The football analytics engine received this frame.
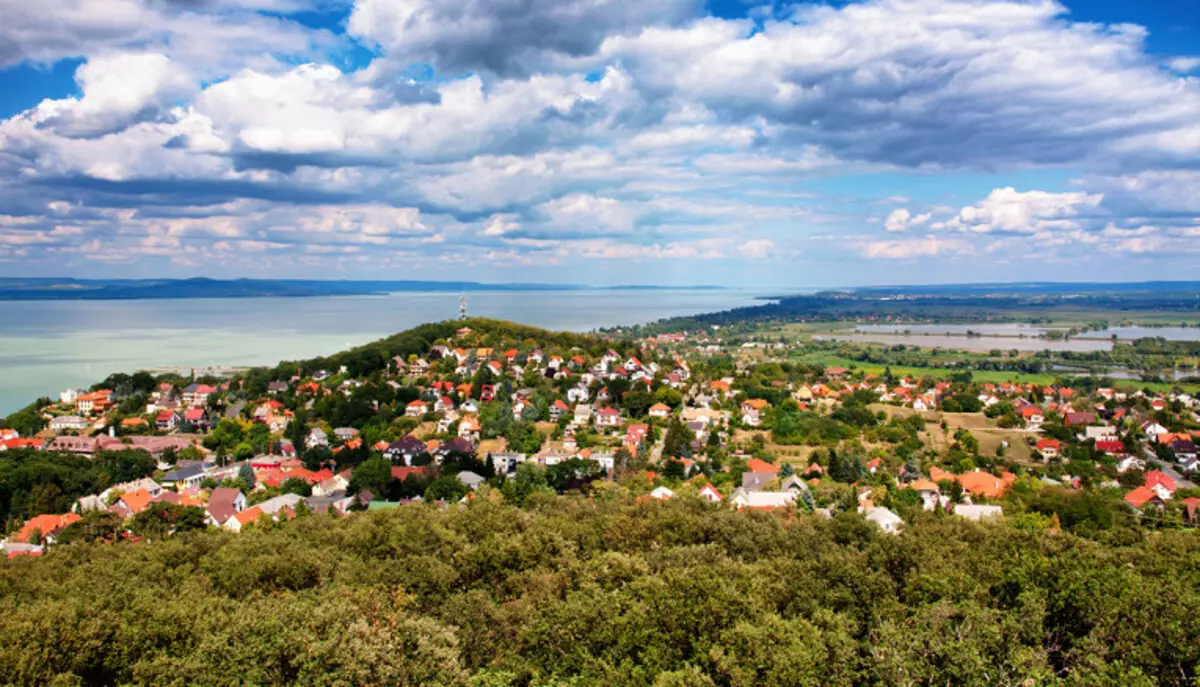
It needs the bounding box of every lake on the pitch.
[0,289,761,415]
[1082,326,1200,341]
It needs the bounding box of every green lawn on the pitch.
[790,351,1199,393]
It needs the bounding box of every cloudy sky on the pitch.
[0,0,1198,287]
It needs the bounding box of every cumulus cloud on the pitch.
[1,0,1199,280]
[37,53,194,137]
[883,208,931,233]
[932,187,1104,234]
[347,0,703,77]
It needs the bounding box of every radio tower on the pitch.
[459,293,468,320]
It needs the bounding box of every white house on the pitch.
[863,507,904,534]
[596,407,622,428]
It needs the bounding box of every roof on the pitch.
[207,487,243,524]
[744,458,779,474]
[1145,470,1176,492]
[233,505,265,527]
[14,513,81,543]
[1124,486,1159,508]
[956,471,1009,499]
[118,489,155,515]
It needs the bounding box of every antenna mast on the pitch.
[459,293,468,320]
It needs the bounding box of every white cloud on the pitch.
[861,235,973,259]
[36,53,194,137]
[482,214,522,237]
[883,208,931,233]
[932,187,1103,234]
[535,194,636,233]
[737,239,775,259]
[1167,57,1200,73]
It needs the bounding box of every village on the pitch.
[4,320,1200,556]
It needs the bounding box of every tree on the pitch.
[662,418,695,460]
[281,477,313,497]
[349,457,391,497]
[501,463,554,506]
[238,462,257,491]
[425,475,469,503]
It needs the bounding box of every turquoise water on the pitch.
[0,290,760,415]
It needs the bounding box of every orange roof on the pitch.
[929,466,955,483]
[120,417,148,427]
[742,398,769,410]
[745,458,779,474]
[903,478,941,492]
[957,471,1008,499]
[233,505,265,527]
[649,402,671,412]
[14,513,81,542]
[119,489,155,515]
[710,380,730,392]
[1124,486,1158,508]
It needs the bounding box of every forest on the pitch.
[2,495,1197,686]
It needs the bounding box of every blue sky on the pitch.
[0,0,1198,287]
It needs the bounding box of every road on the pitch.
[1142,449,1196,490]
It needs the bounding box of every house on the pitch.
[862,507,903,534]
[903,479,943,511]
[1083,425,1117,442]
[457,471,487,490]
[160,463,209,490]
[1124,486,1165,509]
[1019,406,1044,426]
[1144,470,1176,498]
[549,400,569,420]
[225,505,267,532]
[567,385,590,404]
[384,436,429,466]
[11,513,82,544]
[206,487,246,526]
[181,383,217,407]
[156,410,181,431]
[113,489,155,518]
[59,388,85,404]
[306,427,328,448]
[49,415,91,432]
[954,504,1004,521]
[596,407,622,428]
[267,381,289,394]
[75,390,113,416]
[183,407,210,431]
[698,483,722,502]
[334,427,359,442]
[648,486,675,501]
[1064,411,1096,427]
[1116,455,1146,473]
[956,470,1013,499]
[1171,439,1198,463]
[1036,439,1060,460]
[740,398,769,426]
[458,416,482,441]
[1141,421,1168,441]
[731,488,796,510]
[648,402,672,419]
[406,400,429,417]
[573,404,593,425]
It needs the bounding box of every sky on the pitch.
[0,0,1198,288]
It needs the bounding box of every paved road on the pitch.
[226,399,246,420]
[1143,449,1196,489]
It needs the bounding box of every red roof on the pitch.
[1095,440,1126,454]
[183,408,206,421]
[14,513,81,543]
[391,466,430,481]
[745,458,779,474]
[1145,470,1176,493]
[1124,486,1159,508]
[1036,439,1060,451]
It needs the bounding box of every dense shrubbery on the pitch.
[0,448,157,525]
[2,496,1197,686]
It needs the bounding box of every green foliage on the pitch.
[1,500,1198,686]
[238,462,257,491]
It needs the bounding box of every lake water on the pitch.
[854,323,1050,336]
[0,290,761,415]
[1082,326,1200,341]
[814,333,1114,353]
